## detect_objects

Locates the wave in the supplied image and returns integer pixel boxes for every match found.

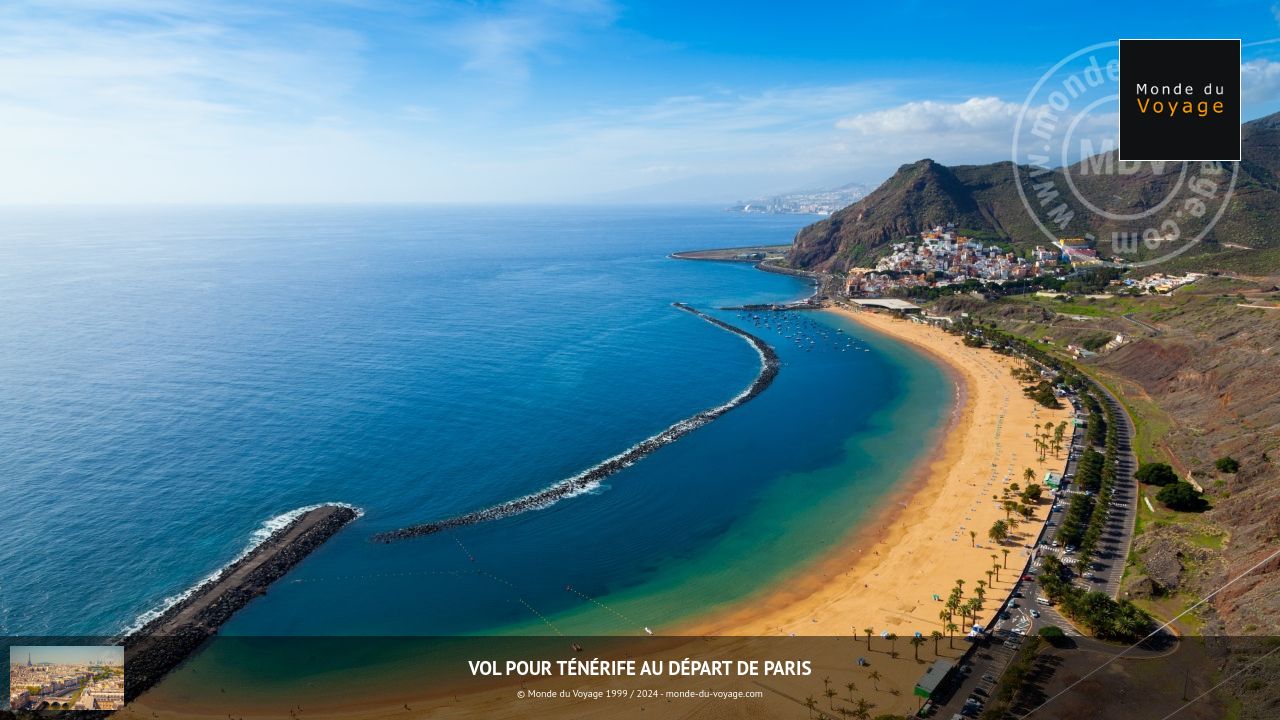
[116,502,364,638]
[372,303,780,543]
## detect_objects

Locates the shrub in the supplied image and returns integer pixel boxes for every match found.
[1215,456,1240,473]
[1037,625,1069,647]
[1156,481,1208,512]
[1135,462,1179,486]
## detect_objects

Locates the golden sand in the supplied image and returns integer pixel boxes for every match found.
[119,306,1073,720]
[683,306,1072,638]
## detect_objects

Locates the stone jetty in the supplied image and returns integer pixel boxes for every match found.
[372,303,779,543]
[121,505,358,701]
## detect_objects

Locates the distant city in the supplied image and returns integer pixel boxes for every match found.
[727,182,868,215]
[9,647,125,712]
[844,225,1204,297]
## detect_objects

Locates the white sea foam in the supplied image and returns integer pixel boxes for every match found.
[117,502,362,638]
[375,305,778,541]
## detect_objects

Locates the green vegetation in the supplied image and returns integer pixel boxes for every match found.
[989,519,1010,544]
[1076,448,1105,492]
[1022,380,1061,409]
[1135,462,1179,486]
[1215,456,1240,473]
[1156,481,1208,512]
[1057,493,1094,547]
[1037,625,1069,647]
[1038,556,1154,641]
[978,637,1044,720]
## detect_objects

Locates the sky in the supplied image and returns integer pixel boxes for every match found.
[4,0,1280,204]
[10,645,123,666]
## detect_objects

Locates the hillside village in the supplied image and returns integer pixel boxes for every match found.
[843,225,1204,297]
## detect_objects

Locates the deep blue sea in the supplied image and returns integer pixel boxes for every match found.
[0,206,948,638]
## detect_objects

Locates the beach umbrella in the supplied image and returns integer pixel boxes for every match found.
[914,631,922,638]
[881,631,889,638]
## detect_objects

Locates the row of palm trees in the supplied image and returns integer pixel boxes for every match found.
[1033,419,1069,462]
[804,672,881,718]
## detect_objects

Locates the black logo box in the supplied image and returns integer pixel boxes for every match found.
[1119,39,1241,162]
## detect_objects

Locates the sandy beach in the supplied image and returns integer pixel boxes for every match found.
[683,305,1072,638]
[119,305,1075,720]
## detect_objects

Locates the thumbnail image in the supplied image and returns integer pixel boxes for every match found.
[9,646,125,712]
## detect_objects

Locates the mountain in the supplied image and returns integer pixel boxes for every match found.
[789,112,1280,274]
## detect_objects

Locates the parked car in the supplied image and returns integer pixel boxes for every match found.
[1031,609,1041,618]
[982,674,997,683]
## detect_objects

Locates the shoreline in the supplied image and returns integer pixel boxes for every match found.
[678,304,1071,637]
[119,305,1073,720]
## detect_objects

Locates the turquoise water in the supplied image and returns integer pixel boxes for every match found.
[0,206,948,638]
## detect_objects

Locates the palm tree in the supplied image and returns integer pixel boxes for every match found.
[909,635,926,661]
[863,627,874,649]
[855,698,874,720]
[886,632,898,657]
[988,520,1008,544]
[931,630,944,655]
[845,681,857,703]
[1024,467,1036,484]
[804,695,816,719]
[1002,548,1011,568]
[867,669,881,690]
[993,561,1002,583]
[969,530,976,547]
[824,687,837,710]
[945,622,958,648]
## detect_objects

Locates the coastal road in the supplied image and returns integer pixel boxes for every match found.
[1090,384,1139,600]
[1040,383,1136,600]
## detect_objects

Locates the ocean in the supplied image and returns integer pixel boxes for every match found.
[0,205,948,639]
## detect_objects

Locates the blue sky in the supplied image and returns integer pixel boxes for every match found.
[10,645,123,666]
[3,1,1280,203]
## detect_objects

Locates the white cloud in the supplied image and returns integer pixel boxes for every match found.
[1242,58,1280,104]
[836,96,1020,135]
[436,0,618,83]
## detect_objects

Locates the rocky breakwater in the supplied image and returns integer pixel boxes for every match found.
[121,505,358,702]
[372,303,780,543]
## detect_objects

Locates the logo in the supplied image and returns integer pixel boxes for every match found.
[1011,41,1238,268]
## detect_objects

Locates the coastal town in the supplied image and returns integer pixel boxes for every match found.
[9,648,125,711]
[841,225,1204,297]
